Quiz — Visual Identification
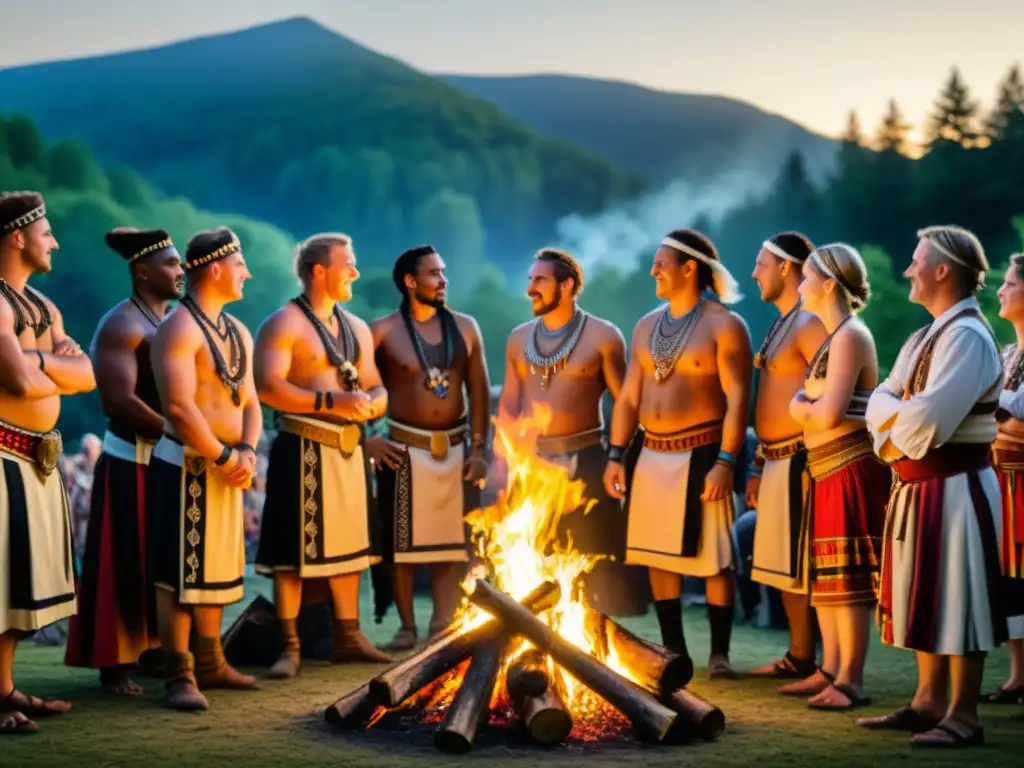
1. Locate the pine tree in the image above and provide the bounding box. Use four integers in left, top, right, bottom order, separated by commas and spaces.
875, 99, 913, 155
926, 67, 980, 147
986, 63, 1024, 142
842, 110, 863, 144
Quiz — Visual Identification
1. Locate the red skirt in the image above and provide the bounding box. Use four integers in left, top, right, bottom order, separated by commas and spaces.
807, 431, 890, 607
65, 450, 157, 669
994, 446, 1024, 579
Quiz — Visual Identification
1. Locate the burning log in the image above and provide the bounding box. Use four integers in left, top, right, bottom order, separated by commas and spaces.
586, 610, 694, 697
324, 682, 381, 730
662, 689, 725, 742
513, 678, 573, 745
465, 578, 681, 743
433, 634, 508, 754
506, 648, 549, 698
370, 580, 560, 707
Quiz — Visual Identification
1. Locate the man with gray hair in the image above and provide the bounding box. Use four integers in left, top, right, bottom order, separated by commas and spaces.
860, 225, 1007, 748
254, 232, 395, 678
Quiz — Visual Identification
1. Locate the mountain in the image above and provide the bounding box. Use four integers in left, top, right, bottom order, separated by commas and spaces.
440, 74, 839, 189
0, 17, 646, 276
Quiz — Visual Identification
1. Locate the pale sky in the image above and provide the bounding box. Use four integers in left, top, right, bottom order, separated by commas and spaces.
2, 0, 1020, 143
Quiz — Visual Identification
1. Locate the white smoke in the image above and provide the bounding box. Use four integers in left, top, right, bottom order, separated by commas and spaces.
553, 171, 763, 274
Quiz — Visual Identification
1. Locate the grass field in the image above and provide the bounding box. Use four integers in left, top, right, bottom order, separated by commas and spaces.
5, 574, 1023, 767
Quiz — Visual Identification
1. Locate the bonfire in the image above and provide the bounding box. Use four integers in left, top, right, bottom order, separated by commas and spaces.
325, 406, 724, 752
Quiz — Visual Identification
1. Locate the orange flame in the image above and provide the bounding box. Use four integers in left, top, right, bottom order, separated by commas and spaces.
448, 403, 642, 727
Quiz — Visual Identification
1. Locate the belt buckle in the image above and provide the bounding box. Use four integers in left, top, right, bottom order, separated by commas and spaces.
33, 431, 62, 477
339, 424, 361, 459
429, 430, 450, 461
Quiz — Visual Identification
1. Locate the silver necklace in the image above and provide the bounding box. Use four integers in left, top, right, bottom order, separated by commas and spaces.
649, 298, 705, 382
524, 308, 588, 389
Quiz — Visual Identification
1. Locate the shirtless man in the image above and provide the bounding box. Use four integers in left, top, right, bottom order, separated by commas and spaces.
254, 233, 395, 676
368, 245, 490, 650
746, 232, 828, 685
499, 248, 648, 617
65, 227, 184, 696
604, 228, 752, 678
0, 191, 96, 735
146, 227, 261, 712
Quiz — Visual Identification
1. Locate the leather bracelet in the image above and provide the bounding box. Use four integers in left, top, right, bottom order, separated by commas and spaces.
717, 449, 737, 465
607, 444, 626, 463
313, 391, 323, 412
37, 350, 45, 371
748, 464, 763, 477
236, 442, 256, 455
325, 391, 334, 410
214, 444, 232, 466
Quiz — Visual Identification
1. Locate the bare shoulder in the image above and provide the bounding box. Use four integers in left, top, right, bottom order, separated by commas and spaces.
340, 307, 372, 340
95, 302, 143, 347
584, 313, 626, 348
157, 304, 202, 345
224, 311, 254, 344
254, 304, 298, 343
633, 306, 663, 338
29, 287, 64, 323
795, 309, 827, 342
708, 303, 751, 341
451, 309, 482, 337
369, 310, 400, 343
506, 320, 533, 347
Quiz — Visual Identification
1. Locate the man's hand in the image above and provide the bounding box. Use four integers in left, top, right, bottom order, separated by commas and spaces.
366, 436, 405, 471
702, 461, 734, 502
217, 449, 254, 489
745, 474, 760, 509
53, 337, 83, 356
331, 391, 374, 421
463, 451, 488, 488
236, 444, 258, 477
603, 460, 626, 500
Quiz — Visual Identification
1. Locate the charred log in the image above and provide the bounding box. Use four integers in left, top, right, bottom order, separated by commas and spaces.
465, 578, 680, 742
662, 688, 725, 742
433, 634, 508, 753
506, 648, 549, 698
369, 580, 560, 707
324, 682, 381, 730
585, 609, 694, 697
513, 678, 573, 745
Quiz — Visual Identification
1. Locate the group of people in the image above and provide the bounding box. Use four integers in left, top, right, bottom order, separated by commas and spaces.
0, 188, 1017, 753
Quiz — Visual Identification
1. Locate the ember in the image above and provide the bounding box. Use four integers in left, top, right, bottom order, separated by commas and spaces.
325, 405, 725, 752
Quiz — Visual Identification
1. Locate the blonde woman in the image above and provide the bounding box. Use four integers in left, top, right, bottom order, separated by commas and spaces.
787, 243, 889, 709
985, 253, 1024, 704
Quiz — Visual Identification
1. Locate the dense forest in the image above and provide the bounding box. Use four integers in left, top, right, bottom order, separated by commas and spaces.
2, 64, 1024, 443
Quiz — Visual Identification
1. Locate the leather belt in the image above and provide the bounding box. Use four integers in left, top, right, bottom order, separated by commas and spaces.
278, 415, 361, 459
390, 422, 465, 462
536, 428, 604, 457
0, 421, 62, 477
760, 434, 805, 461
642, 421, 722, 453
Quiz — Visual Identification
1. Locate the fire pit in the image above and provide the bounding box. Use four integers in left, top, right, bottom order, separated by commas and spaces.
324, 407, 726, 753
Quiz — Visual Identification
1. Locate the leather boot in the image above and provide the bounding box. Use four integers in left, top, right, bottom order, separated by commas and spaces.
163, 652, 208, 712
268, 618, 301, 679
333, 619, 397, 664
194, 636, 258, 690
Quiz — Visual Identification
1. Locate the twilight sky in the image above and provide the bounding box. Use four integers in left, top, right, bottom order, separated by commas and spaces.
2, 0, 1020, 142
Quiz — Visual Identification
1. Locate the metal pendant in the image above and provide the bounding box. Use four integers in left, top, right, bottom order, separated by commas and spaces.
540, 368, 552, 389
231, 386, 242, 406
425, 366, 450, 399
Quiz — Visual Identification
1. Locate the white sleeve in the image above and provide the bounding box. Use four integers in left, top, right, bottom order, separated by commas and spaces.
885, 327, 1002, 460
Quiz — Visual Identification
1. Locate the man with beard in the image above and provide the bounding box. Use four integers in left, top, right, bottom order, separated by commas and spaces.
604, 228, 752, 679
65, 228, 185, 697
254, 233, 395, 677
0, 191, 96, 736
368, 244, 490, 651
746, 232, 829, 687
498, 247, 648, 617
146, 227, 261, 712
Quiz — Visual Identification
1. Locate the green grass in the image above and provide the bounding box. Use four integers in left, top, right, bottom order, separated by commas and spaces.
5, 573, 1023, 767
